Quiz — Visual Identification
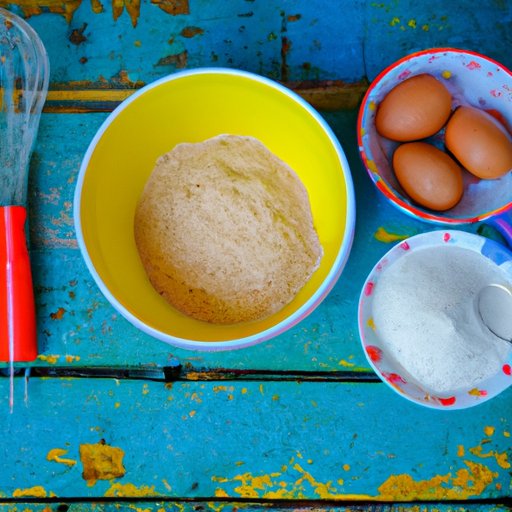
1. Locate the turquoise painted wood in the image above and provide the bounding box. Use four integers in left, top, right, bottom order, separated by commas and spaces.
17, 0, 512, 85
0, 506, 509, 512
0, 379, 511, 500
0, 1, 511, 509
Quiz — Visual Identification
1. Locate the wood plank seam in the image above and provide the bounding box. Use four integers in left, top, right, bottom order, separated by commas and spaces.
0, 366, 380, 382
40, 79, 369, 113
0, 496, 510, 507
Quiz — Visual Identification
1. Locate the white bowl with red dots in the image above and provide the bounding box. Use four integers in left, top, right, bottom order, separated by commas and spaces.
358, 229, 512, 410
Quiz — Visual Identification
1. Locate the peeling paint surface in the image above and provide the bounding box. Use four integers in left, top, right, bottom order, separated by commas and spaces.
47, 448, 77, 466
79, 442, 126, 486
0, 379, 510, 500
374, 226, 414, 243
0, 0, 507, 88
0, 2, 510, 509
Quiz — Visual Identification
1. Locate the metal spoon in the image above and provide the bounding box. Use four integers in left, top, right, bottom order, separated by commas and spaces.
477, 283, 512, 344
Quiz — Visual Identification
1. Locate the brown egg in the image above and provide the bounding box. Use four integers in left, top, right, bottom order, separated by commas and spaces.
375, 74, 452, 142
393, 142, 464, 211
445, 105, 512, 179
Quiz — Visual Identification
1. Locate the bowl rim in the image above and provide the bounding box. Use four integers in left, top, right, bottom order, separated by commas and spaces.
356, 46, 512, 225
357, 228, 512, 410
73, 67, 356, 351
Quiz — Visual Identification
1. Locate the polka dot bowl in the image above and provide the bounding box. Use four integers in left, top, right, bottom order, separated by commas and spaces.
358, 229, 512, 410
357, 48, 512, 225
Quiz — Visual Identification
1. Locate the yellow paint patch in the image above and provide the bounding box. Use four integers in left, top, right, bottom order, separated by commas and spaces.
46, 448, 77, 466
390, 16, 400, 26
369, 100, 377, 111
142, 384, 149, 395
338, 359, 356, 368
104, 482, 156, 497
162, 478, 172, 491
152, 0, 190, 16
183, 371, 201, 380
65, 354, 81, 363
38, 354, 60, 364
367, 317, 376, 331
457, 445, 465, 457
213, 455, 499, 501
374, 227, 410, 243
407, 18, 416, 28
214, 488, 229, 497
235, 473, 272, 498
190, 392, 202, 403
504, 431, 510, 438
214, 385, 235, 394
50, 307, 66, 320
378, 461, 497, 500
13, 486, 48, 498
79, 442, 126, 486
212, 462, 372, 500
442, 70, 452, 79
484, 426, 495, 437
469, 445, 510, 469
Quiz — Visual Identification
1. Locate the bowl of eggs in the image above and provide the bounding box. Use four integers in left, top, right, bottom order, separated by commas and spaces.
74, 68, 355, 351
357, 47, 512, 224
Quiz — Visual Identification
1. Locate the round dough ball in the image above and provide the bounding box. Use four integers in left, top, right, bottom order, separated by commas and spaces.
134, 134, 323, 324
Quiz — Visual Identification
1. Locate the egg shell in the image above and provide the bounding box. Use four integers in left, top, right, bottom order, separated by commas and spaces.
375, 73, 452, 142
445, 105, 512, 179
393, 142, 464, 211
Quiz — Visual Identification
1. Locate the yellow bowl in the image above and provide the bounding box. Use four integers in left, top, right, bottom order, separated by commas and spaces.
74, 68, 355, 351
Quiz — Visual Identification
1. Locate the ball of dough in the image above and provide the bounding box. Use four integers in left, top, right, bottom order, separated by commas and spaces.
134, 134, 323, 324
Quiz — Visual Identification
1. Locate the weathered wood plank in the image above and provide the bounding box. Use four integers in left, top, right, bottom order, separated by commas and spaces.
0, 3, 509, 510
41, 80, 370, 113
0, 379, 510, 501
1, 0, 510, 90
0, 503, 509, 512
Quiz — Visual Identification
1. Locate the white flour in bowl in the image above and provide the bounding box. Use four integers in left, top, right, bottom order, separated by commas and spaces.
372, 245, 511, 394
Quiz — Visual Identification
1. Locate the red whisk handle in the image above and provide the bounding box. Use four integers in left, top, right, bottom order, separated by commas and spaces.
0, 206, 37, 362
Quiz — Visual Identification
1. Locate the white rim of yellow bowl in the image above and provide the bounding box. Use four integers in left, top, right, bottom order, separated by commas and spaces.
73, 67, 356, 351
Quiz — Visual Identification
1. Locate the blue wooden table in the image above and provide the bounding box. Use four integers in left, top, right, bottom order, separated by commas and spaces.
1, 1, 511, 510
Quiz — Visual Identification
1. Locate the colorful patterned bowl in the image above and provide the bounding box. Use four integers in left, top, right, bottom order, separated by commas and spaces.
358, 229, 512, 410
357, 48, 512, 225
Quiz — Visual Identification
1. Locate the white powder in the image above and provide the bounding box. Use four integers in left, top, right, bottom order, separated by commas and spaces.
372, 245, 512, 394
